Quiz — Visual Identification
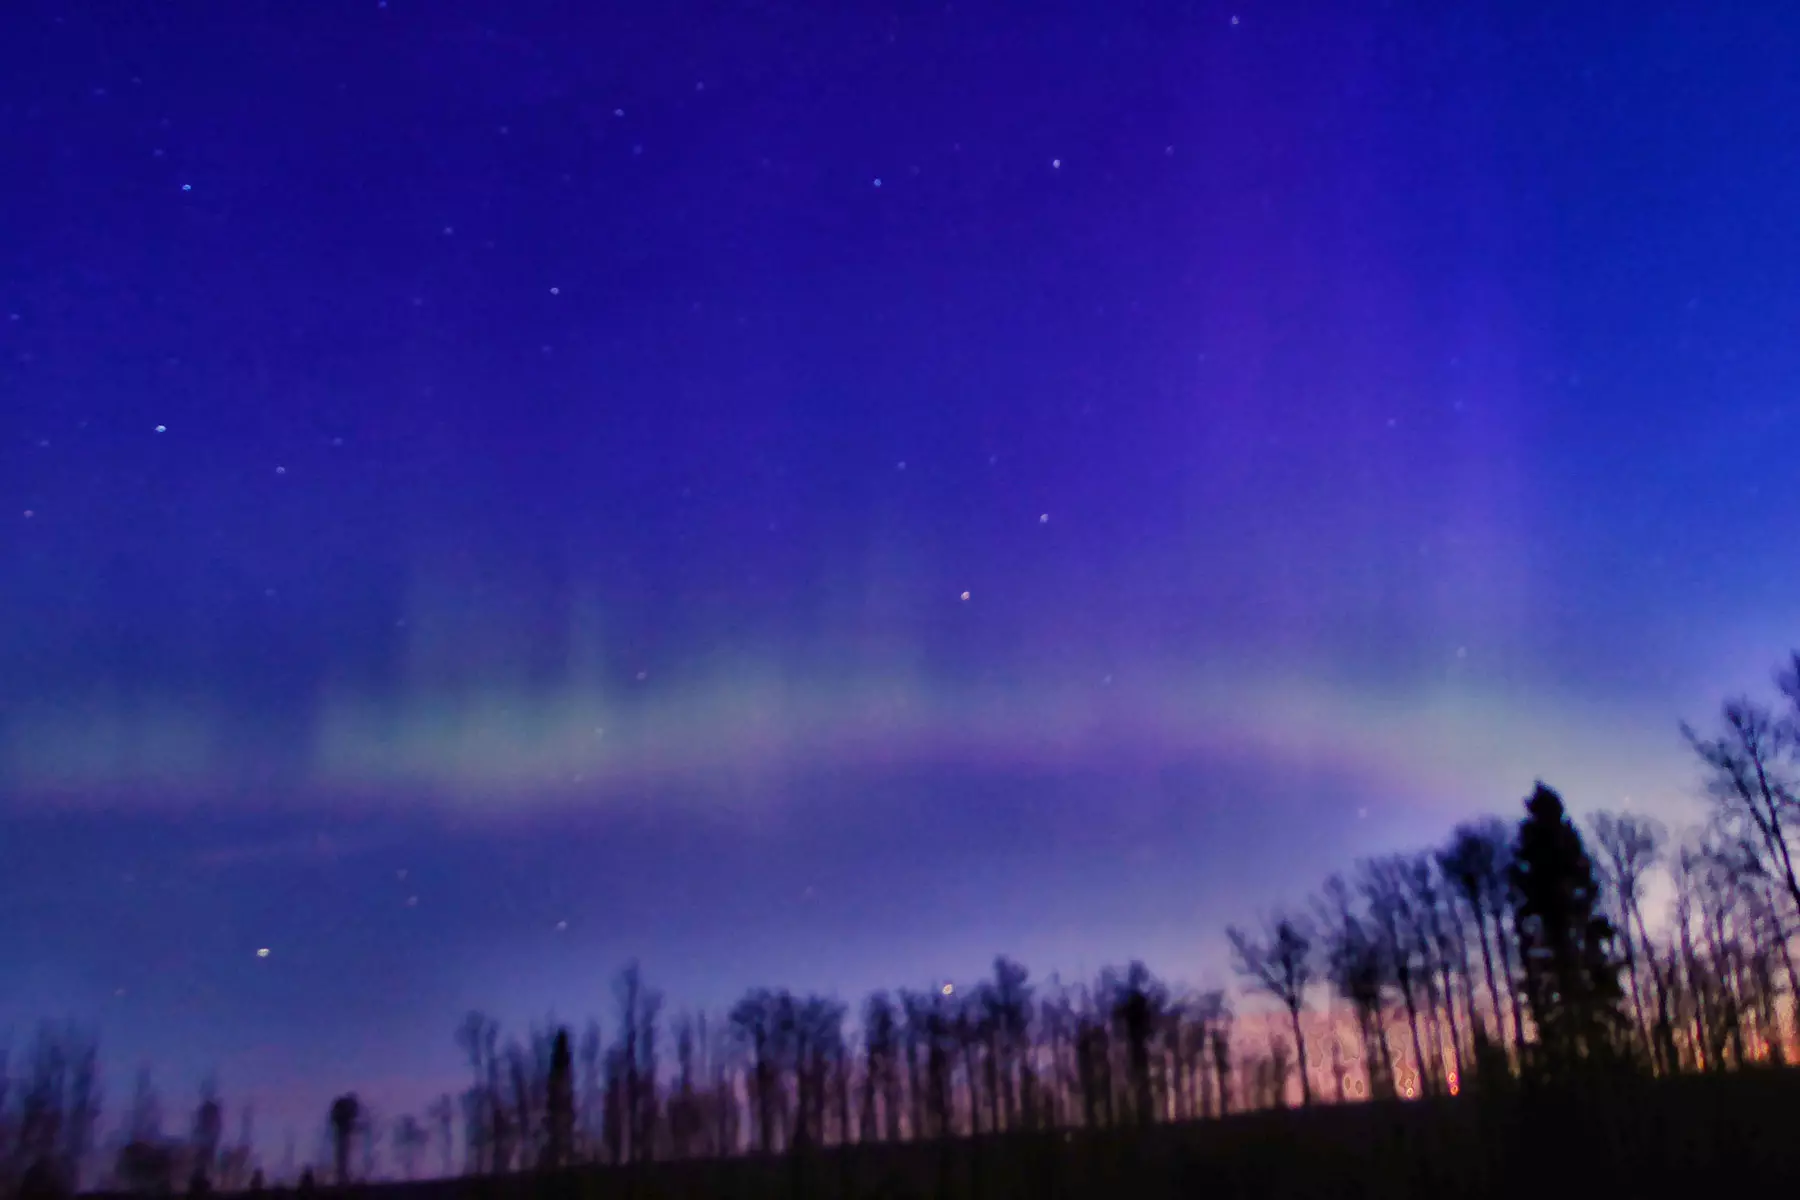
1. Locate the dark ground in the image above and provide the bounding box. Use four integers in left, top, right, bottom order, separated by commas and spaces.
95, 1067, 1800, 1200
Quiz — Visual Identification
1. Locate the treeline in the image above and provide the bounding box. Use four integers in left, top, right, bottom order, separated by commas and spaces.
4, 651, 1797, 1196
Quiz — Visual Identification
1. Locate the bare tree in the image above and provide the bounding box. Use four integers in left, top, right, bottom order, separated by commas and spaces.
1440, 820, 1523, 1068
1684, 680, 1800, 921
611, 963, 663, 1166
393, 1115, 427, 1180
1360, 858, 1434, 1095
189, 1076, 223, 1191
1103, 962, 1169, 1125
860, 992, 903, 1143
1592, 809, 1669, 1069
357, 1104, 382, 1182
1318, 874, 1395, 1098
1227, 913, 1316, 1105
455, 1011, 498, 1174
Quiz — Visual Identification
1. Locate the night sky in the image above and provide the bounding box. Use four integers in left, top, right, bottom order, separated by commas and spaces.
3, 0, 1798, 1157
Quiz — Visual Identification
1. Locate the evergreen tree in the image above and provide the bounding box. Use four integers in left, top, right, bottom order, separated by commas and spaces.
1510, 783, 1627, 1078
327, 1094, 360, 1186
543, 1028, 575, 1170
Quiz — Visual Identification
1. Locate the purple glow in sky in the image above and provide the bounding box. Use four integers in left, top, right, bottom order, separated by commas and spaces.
3, 0, 1798, 1165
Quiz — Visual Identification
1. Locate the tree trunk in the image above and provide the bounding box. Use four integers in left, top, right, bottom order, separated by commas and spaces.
1288, 1006, 1312, 1106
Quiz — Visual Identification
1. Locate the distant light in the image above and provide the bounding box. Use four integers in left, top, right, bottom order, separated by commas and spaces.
275, 466, 286, 475
959, 591, 970, 602
555, 920, 568, 932
256, 948, 270, 958
549, 286, 560, 295
1039, 513, 1049, 523
154, 425, 166, 433
941, 983, 954, 996
1051, 158, 1061, 169
873, 178, 883, 188
181, 183, 192, 192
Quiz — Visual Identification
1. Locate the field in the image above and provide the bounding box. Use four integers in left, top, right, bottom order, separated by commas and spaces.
147, 1068, 1800, 1200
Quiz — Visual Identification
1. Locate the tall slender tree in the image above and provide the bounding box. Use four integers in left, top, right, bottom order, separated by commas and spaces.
1227, 914, 1316, 1105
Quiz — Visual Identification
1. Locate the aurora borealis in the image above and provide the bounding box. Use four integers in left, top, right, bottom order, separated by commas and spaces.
3, 0, 1797, 1162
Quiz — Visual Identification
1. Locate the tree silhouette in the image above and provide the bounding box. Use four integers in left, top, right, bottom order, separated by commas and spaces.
1103, 961, 1168, 1125
1402, 852, 1465, 1089
542, 1027, 574, 1169
1511, 782, 1627, 1079
425, 1093, 455, 1178
860, 991, 902, 1143
981, 957, 1033, 1133
455, 1011, 498, 1174
1359, 857, 1433, 1095
1318, 874, 1395, 1098
729, 988, 782, 1155
1592, 810, 1669, 1070
189, 1077, 222, 1190
611, 963, 662, 1166
393, 1114, 427, 1180
326, 1094, 359, 1187
1684, 681, 1800, 921
1440, 820, 1524, 1070
1227, 914, 1316, 1105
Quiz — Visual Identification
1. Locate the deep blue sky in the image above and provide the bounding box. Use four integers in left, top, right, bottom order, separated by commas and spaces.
3, 0, 1797, 1160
